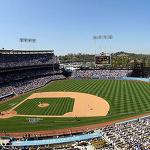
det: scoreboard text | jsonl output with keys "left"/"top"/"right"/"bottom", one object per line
{"left": 95, "top": 55, "right": 111, "bottom": 65}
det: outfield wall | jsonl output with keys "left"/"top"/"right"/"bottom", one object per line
{"left": 119, "top": 77, "right": 150, "bottom": 82}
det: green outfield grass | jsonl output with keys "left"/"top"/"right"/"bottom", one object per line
{"left": 0, "top": 79, "right": 149, "bottom": 133}
{"left": 15, "top": 98, "right": 74, "bottom": 115}
{"left": 0, "top": 94, "right": 31, "bottom": 112}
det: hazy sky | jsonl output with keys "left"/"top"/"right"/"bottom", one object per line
{"left": 0, "top": 0, "right": 150, "bottom": 55}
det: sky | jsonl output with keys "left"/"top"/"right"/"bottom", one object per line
{"left": 0, "top": 0, "right": 150, "bottom": 55}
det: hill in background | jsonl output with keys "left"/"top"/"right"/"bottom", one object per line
{"left": 59, "top": 51, "right": 150, "bottom": 68}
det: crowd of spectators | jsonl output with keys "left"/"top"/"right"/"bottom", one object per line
{"left": 101, "top": 116, "right": 150, "bottom": 150}
{"left": 72, "top": 69, "right": 133, "bottom": 79}
{"left": 0, "top": 69, "right": 62, "bottom": 84}
{"left": 0, "top": 74, "right": 66, "bottom": 99}
{"left": 0, "top": 50, "right": 64, "bottom": 100}
{"left": 0, "top": 53, "right": 58, "bottom": 68}
{"left": 0, "top": 116, "right": 149, "bottom": 149}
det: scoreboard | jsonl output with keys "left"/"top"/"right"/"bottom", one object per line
{"left": 95, "top": 53, "right": 111, "bottom": 65}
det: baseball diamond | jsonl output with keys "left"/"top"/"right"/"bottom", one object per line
{"left": 0, "top": 79, "right": 149, "bottom": 133}
{"left": 9, "top": 92, "right": 109, "bottom": 117}
{"left": 1, "top": 3, "right": 150, "bottom": 149}
{"left": 14, "top": 97, "right": 75, "bottom": 116}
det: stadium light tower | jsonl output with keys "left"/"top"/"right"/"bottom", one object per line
{"left": 93, "top": 34, "right": 113, "bottom": 53}
{"left": 93, "top": 35, "right": 113, "bottom": 66}
{"left": 19, "top": 38, "right": 37, "bottom": 50}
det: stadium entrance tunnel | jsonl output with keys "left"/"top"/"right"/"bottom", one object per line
{"left": 61, "top": 68, "right": 72, "bottom": 77}
{"left": 12, "top": 92, "right": 110, "bottom": 118}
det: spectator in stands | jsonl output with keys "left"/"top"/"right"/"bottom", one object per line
{"left": 72, "top": 69, "right": 133, "bottom": 79}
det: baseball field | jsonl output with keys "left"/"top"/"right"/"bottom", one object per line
{"left": 0, "top": 79, "right": 149, "bottom": 133}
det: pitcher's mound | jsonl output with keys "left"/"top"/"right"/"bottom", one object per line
{"left": 38, "top": 103, "right": 49, "bottom": 108}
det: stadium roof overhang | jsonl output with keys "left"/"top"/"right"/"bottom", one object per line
{"left": 0, "top": 49, "right": 54, "bottom": 54}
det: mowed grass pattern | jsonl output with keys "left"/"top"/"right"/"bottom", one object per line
{"left": 39, "top": 80, "right": 150, "bottom": 115}
{"left": 15, "top": 98, "right": 74, "bottom": 115}
{"left": 0, "top": 93, "right": 30, "bottom": 112}
{"left": 0, "top": 79, "right": 149, "bottom": 132}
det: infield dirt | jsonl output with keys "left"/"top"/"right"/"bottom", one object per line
{"left": 0, "top": 92, "right": 110, "bottom": 118}
{"left": 17, "top": 92, "right": 109, "bottom": 117}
